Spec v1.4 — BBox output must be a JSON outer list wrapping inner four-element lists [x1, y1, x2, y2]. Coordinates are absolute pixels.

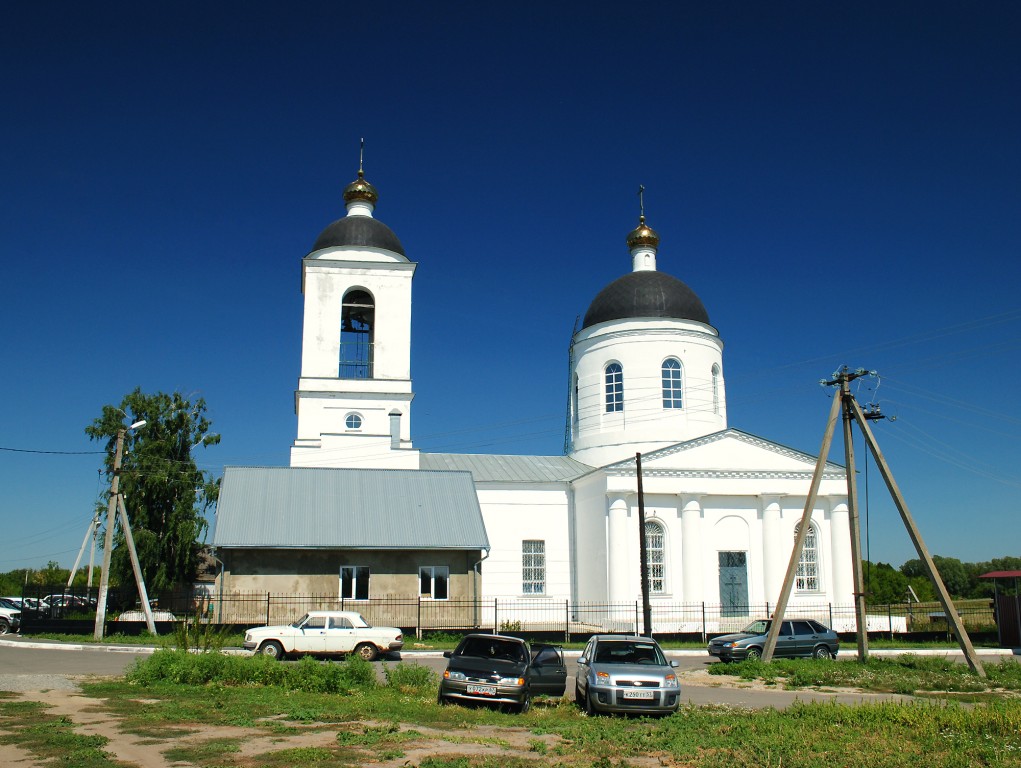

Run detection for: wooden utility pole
[[766, 368, 985, 678], [840, 373, 870, 661], [636, 453, 652, 638]]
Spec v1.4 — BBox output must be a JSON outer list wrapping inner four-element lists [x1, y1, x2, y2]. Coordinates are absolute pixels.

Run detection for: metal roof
[[419, 453, 591, 483], [212, 466, 489, 550]]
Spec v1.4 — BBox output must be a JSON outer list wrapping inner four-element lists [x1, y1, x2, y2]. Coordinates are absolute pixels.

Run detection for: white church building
[[211, 166, 853, 629]]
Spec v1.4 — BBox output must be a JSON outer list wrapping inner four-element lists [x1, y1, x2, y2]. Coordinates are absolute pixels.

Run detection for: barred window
[[645, 521, 665, 594], [605, 363, 624, 412], [522, 540, 546, 594], [795, 523, 819, 591], [662, 358, 683, 409]]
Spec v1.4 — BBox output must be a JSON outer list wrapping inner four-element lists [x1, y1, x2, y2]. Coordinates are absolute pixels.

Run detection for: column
[[680, 497, 703, 602], [761, 496, 783, 602], [606, 496, 630, 603], [829, 502, 852, 605]]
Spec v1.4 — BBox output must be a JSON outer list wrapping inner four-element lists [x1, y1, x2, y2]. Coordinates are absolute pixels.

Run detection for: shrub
[[383, 661, 437, 691]]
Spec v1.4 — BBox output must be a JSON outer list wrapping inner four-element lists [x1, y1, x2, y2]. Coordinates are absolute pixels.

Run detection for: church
[[211, 165, 853, 629]]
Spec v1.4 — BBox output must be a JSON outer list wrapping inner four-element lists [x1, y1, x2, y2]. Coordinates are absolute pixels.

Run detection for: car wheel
[[574, 681, 583, 708], [518, 690, 531, 714], [584, 691, 598, 716], [354, 642, 378, 662], [259, 640, 285, 660], [437, 691, 449, 706], [745, 647, 762, 660], [813, 645, 834, 660]]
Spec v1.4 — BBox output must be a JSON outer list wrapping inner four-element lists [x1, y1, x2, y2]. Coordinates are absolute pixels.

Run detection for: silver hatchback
[[575, 635, 680, 716]]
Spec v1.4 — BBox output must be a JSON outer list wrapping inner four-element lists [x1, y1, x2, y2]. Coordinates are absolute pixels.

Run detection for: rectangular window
[[522, 540, 546, 594], [340, 566, 370, 600], [419, 565, 449, 600]]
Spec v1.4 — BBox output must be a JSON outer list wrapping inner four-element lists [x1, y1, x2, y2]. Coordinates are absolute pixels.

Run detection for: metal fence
[[18, 585, 995, 640]]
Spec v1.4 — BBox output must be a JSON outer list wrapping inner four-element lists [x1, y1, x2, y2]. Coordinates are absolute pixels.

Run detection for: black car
[[708, 619, 840, 661], [438, 633, 567, 713]]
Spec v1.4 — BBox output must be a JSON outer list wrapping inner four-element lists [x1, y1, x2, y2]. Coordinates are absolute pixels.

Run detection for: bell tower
[[290, 161, 419, 469]]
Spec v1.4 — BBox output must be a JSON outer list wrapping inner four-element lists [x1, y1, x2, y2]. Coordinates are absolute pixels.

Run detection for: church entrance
[[718, 551, 748, 617]]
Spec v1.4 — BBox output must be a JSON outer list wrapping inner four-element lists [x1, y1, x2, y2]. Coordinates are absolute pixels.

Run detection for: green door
[[719, 551, 748, 618]]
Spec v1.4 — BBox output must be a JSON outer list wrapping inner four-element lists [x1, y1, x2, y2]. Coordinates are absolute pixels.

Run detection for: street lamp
[[93, 420, 145, 640]]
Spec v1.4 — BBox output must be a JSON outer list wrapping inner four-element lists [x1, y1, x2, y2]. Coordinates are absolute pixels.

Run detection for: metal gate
[[718, 551, 748, 618]]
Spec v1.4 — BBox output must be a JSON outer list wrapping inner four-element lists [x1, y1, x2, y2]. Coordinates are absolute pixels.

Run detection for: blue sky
[[2, 2, 1019, 575]]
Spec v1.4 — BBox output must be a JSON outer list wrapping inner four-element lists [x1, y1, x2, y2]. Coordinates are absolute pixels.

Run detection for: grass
[[708, 654, 1021, 695], [5, 650, 1021, 766]]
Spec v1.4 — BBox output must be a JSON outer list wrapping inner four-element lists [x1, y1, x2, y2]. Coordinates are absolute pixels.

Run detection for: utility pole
[[94, 427, 126, 640], [764, 368, 985, 678], [636, 453, 652, 638], [838, 370, 871, 661]]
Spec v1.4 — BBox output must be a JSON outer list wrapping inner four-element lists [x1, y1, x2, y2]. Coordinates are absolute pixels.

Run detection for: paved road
[[0, 639, 917, 708]]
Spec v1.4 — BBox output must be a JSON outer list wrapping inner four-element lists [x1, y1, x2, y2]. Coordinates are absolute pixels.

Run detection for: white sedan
[[243, 610, 403, 661]]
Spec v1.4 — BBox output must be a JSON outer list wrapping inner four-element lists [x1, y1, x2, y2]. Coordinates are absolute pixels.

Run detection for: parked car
[[243, 610, 403, 661], [437, 633, 567, 713], [708, 618, 839, 661], [575, 635, 681, 716], [3, 597, 46, 618], [0, 600, 21, 634]]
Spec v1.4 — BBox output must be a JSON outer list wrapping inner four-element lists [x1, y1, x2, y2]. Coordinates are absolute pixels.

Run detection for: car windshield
[[593, 641, 666, 666], [351, 613, 371, 628], [291, 614, 310, 628], [741, 620, 770, 634], [457, 637, 526, 663]]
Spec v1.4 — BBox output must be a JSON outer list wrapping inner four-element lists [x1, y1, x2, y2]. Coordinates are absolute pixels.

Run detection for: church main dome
[[310, 216, 405, 256], [582, 266, 710, 329]]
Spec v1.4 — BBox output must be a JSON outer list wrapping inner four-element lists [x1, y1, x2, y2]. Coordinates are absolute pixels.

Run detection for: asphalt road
[[0, 640, 915, 708]]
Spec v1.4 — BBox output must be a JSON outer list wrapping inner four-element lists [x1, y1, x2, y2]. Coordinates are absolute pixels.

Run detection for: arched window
[[340, 289, 374, 378], [712, 364, 721, 414], [605, 363, 624, 412], [662, 358, 683, 409], [795, 523, 819, 591], [345, 413, 363, 430], [645, 520, 665, 594]]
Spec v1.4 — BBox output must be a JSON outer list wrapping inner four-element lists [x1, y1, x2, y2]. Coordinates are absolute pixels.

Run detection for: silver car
[[575, 635, 680, 716], [708, 618, 839, 661]]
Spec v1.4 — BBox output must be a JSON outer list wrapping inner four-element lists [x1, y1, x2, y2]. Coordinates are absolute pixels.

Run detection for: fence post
[[828, 603, 833, 628], [565, 600, 570, 643], [416, 596, 422, 640], [266, 593, 270, 626], [765, 601, 770, 619], [635, 601, 639, 634], [701, 602, 706, 643], [888, 603, 893, 640], [494, 597, 498, 633]]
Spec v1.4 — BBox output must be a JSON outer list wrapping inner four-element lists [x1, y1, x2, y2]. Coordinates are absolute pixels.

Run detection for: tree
[[862, 561, 910, 604], [86, 389, 219, 594], [901, 556, 971, 599]]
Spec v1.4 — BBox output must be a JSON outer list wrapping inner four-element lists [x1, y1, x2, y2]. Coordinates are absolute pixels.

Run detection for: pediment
[[601, 429, 843, 478]]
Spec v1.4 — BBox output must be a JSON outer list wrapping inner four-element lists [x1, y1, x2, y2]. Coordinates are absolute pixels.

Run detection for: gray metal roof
[[420, 453, 591, 483], [212, 466, 489, 550]]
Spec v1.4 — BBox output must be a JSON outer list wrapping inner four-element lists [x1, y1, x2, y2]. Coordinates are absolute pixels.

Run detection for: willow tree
[[86, 389, 220, 593]]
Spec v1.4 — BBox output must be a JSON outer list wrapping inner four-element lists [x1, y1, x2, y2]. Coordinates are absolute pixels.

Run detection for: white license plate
[[466, 684, 496, 696], [622, 689, 655, 699]]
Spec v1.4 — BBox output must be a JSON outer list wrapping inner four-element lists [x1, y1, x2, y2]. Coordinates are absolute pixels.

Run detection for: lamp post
[[93, 420, 145, 640]]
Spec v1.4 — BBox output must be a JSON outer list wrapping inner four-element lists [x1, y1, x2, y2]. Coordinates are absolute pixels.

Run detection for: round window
[[345, 413, 363, 430]]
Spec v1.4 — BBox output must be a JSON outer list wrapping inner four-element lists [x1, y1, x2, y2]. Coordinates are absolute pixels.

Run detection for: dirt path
[[3, 678, 671, 768]]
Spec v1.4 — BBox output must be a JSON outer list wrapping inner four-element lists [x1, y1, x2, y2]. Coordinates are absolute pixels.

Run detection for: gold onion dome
[[343, 170, 379, 206], [626, 215, 660, 249]]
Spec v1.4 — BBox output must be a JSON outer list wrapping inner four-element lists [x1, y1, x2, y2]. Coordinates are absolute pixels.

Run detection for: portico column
[[829, 502, 852, 605], [680, 496, 703, 602], [761, 496, 783, 602], [607, 496, 630, 603]]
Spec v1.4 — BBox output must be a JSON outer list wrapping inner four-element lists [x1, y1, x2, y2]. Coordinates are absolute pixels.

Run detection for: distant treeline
[[864, 556, 1021, 603]]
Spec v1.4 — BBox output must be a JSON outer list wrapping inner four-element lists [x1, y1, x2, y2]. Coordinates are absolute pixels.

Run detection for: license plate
[[622, 690, 654, 699], [466, 684, 496, 696]]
